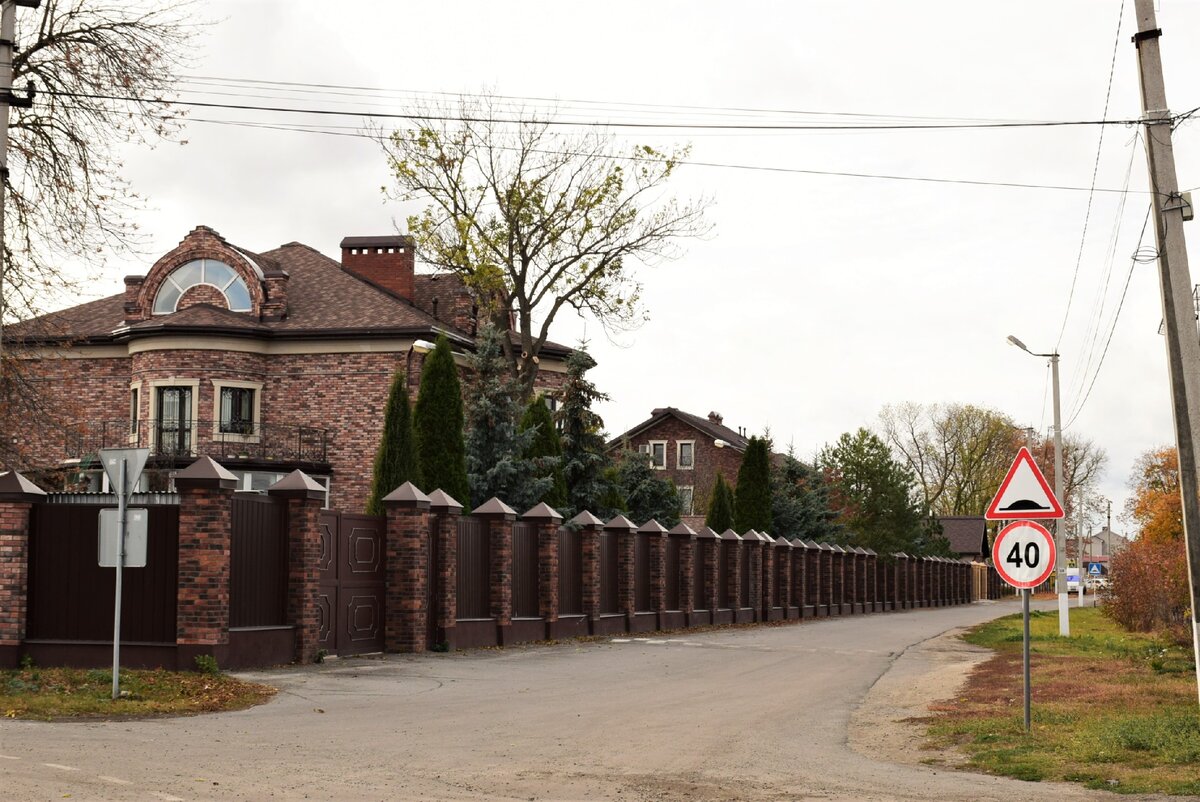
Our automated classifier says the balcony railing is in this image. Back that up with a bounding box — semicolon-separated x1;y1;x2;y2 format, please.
64;419;329;465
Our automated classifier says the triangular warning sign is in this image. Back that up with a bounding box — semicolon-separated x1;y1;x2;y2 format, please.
985;447;1064;520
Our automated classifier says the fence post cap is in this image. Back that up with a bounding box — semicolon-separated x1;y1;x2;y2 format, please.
862;547;878;556
817;541;834;551
603;514;638;532
474;496;517;520
427;489;464;513
0;469;46;502
694;526;719;540
569;510;605;527
382;481;431;509
521;502;563;522
266;469;326;500
175;456;238;491
667;522;697;538
719;528;742;541
637;519;668;535
773;535;790;547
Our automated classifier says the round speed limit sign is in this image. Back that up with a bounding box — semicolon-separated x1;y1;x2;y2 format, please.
992;520;1057;589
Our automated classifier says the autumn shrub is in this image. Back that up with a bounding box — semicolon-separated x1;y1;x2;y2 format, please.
1104;536;1191;645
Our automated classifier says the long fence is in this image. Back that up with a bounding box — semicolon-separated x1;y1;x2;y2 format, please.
382;492;1008;653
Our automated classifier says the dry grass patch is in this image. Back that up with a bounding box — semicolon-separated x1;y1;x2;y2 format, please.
925;607;1200;795
2;664;276;720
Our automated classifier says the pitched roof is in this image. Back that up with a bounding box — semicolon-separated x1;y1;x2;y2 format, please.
607;406;752;451
939;516;989;557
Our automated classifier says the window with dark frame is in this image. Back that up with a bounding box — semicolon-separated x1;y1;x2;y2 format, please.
130;388;139;435
219;386;255;435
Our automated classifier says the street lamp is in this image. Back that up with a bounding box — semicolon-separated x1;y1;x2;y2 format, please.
1007;334;1070;637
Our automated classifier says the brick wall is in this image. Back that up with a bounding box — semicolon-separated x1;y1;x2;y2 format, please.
0;502;32;652
176;485;233;647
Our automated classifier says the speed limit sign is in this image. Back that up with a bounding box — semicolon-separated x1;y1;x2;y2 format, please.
993;520;1057;589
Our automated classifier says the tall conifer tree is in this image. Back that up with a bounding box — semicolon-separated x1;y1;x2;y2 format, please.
557;345;616;518
414;333;469;503
366;369;422;515
705;473;734;532
521;396;568;509
734;436;773;532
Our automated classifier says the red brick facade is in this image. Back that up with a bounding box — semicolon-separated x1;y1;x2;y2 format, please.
0;502;32;649
176;483;233;648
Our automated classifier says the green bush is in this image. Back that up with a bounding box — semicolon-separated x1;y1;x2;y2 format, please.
194;654;220;675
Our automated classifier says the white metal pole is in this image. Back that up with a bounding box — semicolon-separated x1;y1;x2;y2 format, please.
111;458;125;700
1051;353;1069;636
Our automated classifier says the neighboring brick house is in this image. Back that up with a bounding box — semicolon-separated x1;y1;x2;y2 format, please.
607;407;752;528
4;226;571;511
939;516;988;560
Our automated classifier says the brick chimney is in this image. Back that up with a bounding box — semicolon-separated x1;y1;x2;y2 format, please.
708;411;724;425
339;235;416;301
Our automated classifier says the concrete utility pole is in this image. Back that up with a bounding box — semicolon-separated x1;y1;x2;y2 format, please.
0;0;37;374
1132;0;1200;707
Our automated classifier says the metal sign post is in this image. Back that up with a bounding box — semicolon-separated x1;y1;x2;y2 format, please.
111;458;125;700
992;520;1057;733
98;447;149;702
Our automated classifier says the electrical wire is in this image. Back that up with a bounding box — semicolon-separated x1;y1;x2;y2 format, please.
1063;203;1153;429
186;116;1158;195
1055;0;1126;351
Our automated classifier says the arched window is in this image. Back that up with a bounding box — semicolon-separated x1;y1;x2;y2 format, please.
152;259;253;314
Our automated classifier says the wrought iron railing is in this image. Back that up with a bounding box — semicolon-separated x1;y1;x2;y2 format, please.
64;419;328;465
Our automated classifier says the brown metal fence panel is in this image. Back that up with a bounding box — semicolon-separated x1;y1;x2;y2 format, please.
599;531;618;614
457;517;490;619
27;503;178;643
512;521;539;618
558;527;583;616
634;532;651;612
693;540;707;609
718;541;732;608
738;547;751;608
774;552;785;607
664;536;681;610
230;495;288;628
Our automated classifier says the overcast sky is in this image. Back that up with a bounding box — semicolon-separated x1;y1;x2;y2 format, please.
59;0;1200;531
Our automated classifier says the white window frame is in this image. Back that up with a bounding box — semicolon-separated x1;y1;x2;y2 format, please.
147;378;201;455
128;381;143;443
676;440;695;470
678;485;695;516
647;440;667;470
210;379;263;444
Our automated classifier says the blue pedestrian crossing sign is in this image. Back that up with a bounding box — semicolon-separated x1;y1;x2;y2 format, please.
1088;563;1103;576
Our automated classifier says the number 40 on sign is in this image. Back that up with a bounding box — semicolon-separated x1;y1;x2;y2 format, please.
992;520;1057;590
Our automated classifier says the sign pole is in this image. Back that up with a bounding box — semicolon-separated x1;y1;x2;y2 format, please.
111;458;125;701
1023;587;1031;732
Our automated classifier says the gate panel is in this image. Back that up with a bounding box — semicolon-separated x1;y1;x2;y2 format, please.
598;531;617;615
558;527;583;616
664;536;680;611
317;511;386;656
512;522;539;618
230;496;288;628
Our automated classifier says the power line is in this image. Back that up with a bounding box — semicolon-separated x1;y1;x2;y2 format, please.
186;116;1160;195
1064;204;1153;429
42;88;1148;132
1055;0;1127;351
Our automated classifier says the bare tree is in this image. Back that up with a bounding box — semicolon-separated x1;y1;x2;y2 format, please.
880;402;1023;516
379;96;711;396
3;0;196;329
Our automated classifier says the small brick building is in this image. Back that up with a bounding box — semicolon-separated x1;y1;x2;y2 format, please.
5;226;571;512
608;407;752;528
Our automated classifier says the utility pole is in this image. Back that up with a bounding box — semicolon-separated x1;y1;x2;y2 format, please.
1050;352;1069;636
0;0;37;375
1132;0;1200;707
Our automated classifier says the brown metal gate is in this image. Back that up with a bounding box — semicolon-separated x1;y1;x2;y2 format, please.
317;511;386;655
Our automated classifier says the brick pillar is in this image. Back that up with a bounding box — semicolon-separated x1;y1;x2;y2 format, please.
761;535;776;618
0;471;44;668
477;497;518;645
909;556;919;607
721;530;742;615
774;538;790;617
573;512;604;626
805;542;820;614
699;527;720;613
428;489;463;649
383;481;431;653
606;515;638;629
743;533;761;622
669;523;696;616
523;502;563;636
267;470;326;664
848;547;861;614
175;457;237;666
640;520;668;623
863;548;877;612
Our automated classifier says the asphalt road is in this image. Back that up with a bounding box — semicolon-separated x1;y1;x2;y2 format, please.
0;601;1172;801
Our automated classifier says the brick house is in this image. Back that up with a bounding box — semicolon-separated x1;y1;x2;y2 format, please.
4;225;571;512
939;516;989;560
607;407;752;528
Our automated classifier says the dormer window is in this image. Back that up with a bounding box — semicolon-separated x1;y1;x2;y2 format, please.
152;259;253;314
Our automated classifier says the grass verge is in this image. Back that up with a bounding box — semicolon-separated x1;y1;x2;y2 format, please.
924;606;1200;795
2;665;276;720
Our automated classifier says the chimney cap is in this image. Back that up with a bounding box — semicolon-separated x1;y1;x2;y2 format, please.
708;411;723;424
340;235;414;249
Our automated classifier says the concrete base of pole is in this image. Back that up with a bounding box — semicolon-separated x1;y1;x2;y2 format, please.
1058;592;1070;637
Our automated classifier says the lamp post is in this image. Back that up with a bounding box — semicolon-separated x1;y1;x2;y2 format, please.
1007;335;1070;637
